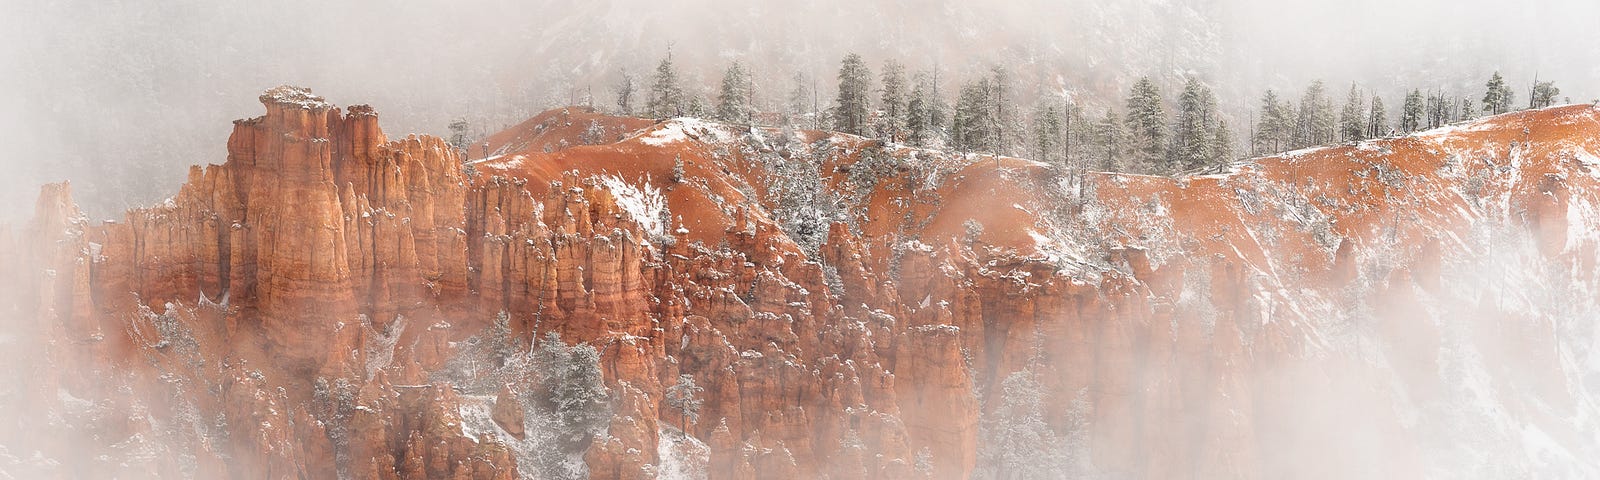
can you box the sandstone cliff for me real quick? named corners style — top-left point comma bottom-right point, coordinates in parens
top-left (3, 87), bottom-right (1600, 479)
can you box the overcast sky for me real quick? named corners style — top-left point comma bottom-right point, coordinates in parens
top-left (1, 0), bottom-right (1595, 220)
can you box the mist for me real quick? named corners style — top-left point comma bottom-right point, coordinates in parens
top-left (3, 1), bottom-right (1600, 478)
top-left (2, 0), bottom-right (1596, 220)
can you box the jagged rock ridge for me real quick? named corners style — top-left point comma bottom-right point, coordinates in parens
top-left (4, 87), bottom-right (1600, 479)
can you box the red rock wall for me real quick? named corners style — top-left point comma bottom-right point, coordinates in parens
top-left (5, 90), bottom-right (1600, 479)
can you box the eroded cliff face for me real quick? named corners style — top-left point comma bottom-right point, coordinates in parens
top-left (4, 87), bottom-right (1600, 479)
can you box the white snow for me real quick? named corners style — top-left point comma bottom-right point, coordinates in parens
top-left (469, 153), bottom-right (507, 164)
top-left (455, 395), bottom-right (500, 444)
top-left (1565, 195), bottom-right (1599, 254)
top-left (1412, 115), bottom-right (1510, 139)
top-left (655, 427), bottom-right (709, 480)
top-left (1028, 230), bottom-right (1054, 250)
top-left (911, 324), bottom-right (960, 334)
top-left (638, 118), bottom-right (724, 147)
top-left (641, 125), bottom-right (690, 146)
top-left (599, 174), bottom-right (668, 236)
top-left (1569, 147), bottom-right (1600, 179)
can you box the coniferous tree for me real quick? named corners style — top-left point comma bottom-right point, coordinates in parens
top-left (949, 81), bottom-right (975, 151)
top-left (786, 72), bottom-right (810, 127)
top-left (1123, 76), bottom-right (1167, 172)
top-left (1169, 77), bottom-right (1219, 172)
top-left (878, 60), bottom-right (909, 141)
top-left (905, 73), bottom-right (932, 146)
top-left (1097, 110), bottom-right (1129, 171)
top-left (1367, 95), bottom-right (1388, 138)
top-left (952, 78), bottom-right (995, 152)
top-left (1400, 89), bottom-right (1425, 132)
top-left (1459, 96), bottom-right (1476, 121)
top-left (686, 94), bottom-right (710, 118)
top-left (926, 71), bottom-right (950, 135)
top-left (664, 373), bottom-right (704, 428)
top-left (614, 70), bottom-right (637, 116)
top-left (977, 371), bottom-right (1069, 479)
top-left (833, 53), bottom-right (873, 136)
top-left (1065, 103), bottom-right (1093, 171)
top-left (1295, 80), bottom-right (1336, 148)
top-left (530, 332), bottom-right (612, 453)
top-left (580, 120), bottom-right (608, 145)
top-left (715, 60), bottom-right (755, 124)
top-left (988, 66), bottom-right (1021, 155)
top-left (1031, 102), bottom-right (1064, 166)
top-left (1530, 81), bottom-right (1561, 109)
top-left (447, 118), bottom-right (472, 152)
top-left (647, 52), bottom-right (684, 118)
top-left (1483, 72), bottom-right (1514, 115)
top-left (1339, 83), bottom-right (1366, 142)
top-left (1253, 89), bottom-right (1293, 154)
top-left (1212, 119), bottom-right (1234, 166)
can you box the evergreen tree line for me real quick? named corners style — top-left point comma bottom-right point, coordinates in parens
top-left (1251, 71), bottom-right (1568, 158)
top-left (615, 51), bottom-right (1570, 177)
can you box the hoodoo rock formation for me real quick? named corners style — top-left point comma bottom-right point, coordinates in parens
top-left (4, 86), bottom-right (1600, 479)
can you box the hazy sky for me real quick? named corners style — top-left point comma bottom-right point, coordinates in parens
top-left (2, 0), bottom-right (1596, 220)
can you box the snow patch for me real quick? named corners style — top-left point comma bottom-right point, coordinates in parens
top-left (1565, 195), bottom-right (1599, 254)
top-left (912, 324), bottom-right (960, 334)
top-left (1028, 230), bottom-right (1055, 250)
top-left (1412, 116), bottom-right (1508, 139)
top-left (641, 125), bottom-right (690, 146)
top-left (455, 394), bottom-right (507, 445)
top-left (655, 427), bottom-right (709, 480)
top-left (1569, 148), bottom-right (1600, 179)
top-left (639, 118), bottom-right (725, 147)
top-left (599, 175), bottom-right (668, 237)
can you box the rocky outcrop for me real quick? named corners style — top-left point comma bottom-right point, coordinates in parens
top-left (5, 90), bottom-right (1600, 479)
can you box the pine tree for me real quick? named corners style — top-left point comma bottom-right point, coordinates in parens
top-left (664, 374), bottom-right (704, 428)
top-left (1530, 81), bottom-right (1561, 109)
top-left (1459, 96), bottom-right (1476, 121)
top-left (1400, 89), bottom-right (1425, 132)
top-left (878, 60), bottom-right (908, 141)
top-left (686, 95), bottom-right (710, 118)
top-left (1367, 95), bottom-right (1388, 138)
top-left (833, 53), bottom-right (873, 136)
top-left (977, 371), bottom-right (1069, 479)
top-left (648, 52), bottom-right (684, 118)
top-left (580, 120), bottom-right (607, 145)
top-left (614, 70), bottom-right (637, 116)
top-left (926, 70), bottom-right (950, 134)
top-left (531, 332), bottom-right (612, 453)
top-left (988, 66), bottom-right (1020, 155)
top-left (1065, 103), bottom-right (1093, 172)
top-left (1253, 89), bottom-right (1293, 154)
top-left (1339, 83), bottom-right (1366, 142)
top-left (1097, 110), bottom-right (1128, 171)
top-left (716, 60), bottom-right (755, 124)
top-left (786, 72), bottom-right (810, 127)
top-left (1212, 119), bottom-right (1234, 166)
top-left (1294, 80), bottom-right (1336, 148)
top-left (1169, 77), bottom-right (1219, 172)
top-left (1123, 76), bottom-right (1167, 173)
top-left (1031, 102), bottom-right (1064, 166)
top-left (952, 79), bottom-right (995, 152)
top-left (447, 118), bottom-right (472, 152)
top-left (1483, 72), bottom-right (1514, 115)
top-left (905, 73), bottom-right (932, 146)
